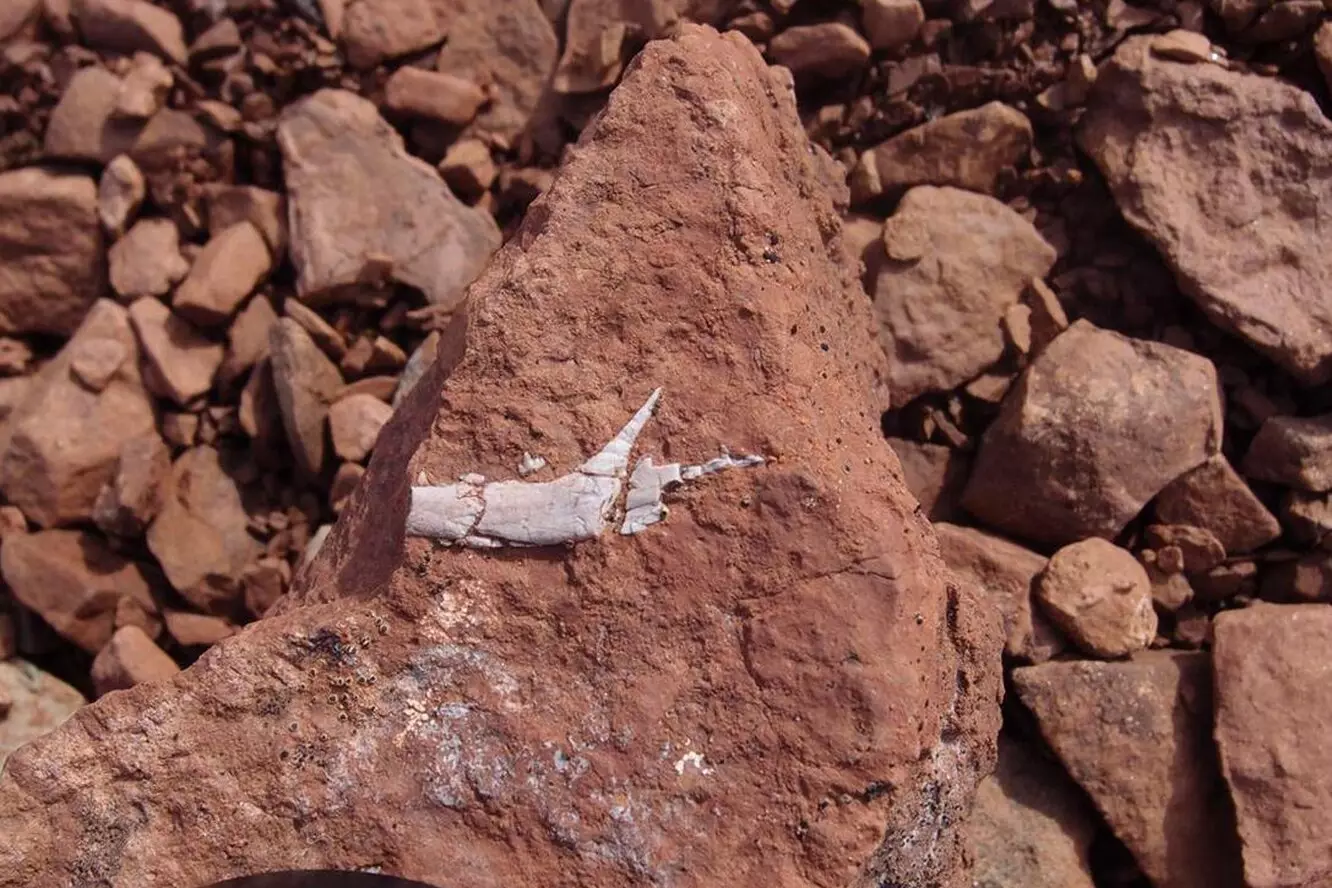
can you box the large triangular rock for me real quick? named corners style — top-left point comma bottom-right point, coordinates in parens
top-left (0, 27), bottom-right (1000, 888)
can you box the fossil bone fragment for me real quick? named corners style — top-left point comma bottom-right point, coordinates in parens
top-left (405, 388), bottom-right (764, 547)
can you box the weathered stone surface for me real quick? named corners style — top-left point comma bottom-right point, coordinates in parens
top-left (936, 523), bottom-right (1064, 663)
top-left (97, 154), bottom-right (145, 236)
top-left (1242, 412), bottom-right (1332, 492)
top-left (341, 0), bottom-right (445, 69)
top-left (885, 436), bottom-right (968, 521)
top-left (173, 222), bottom-right (272, 327)
top-left (1014, 653), bottom-right (1245, 888)
top-left (1259, 551), bottom-right (1332, 603)
top-left (1144, 523), bottom-right (1225, 573)
top-left (270, 318), bottom-right (344, 477)
top-left (873, 186), bottom-right (1056, 404)
top-left (0, 661), bottom-right (85, 772)
top-left (1154, 454), bottom-right (1280, 553)
top-left (92, 432), bottom-right (170, 538)
top-left (1, 529), bottom-right (156, 654)
top-left (384, 66), bottom-right (487, 124)
top-left (328, 392), bottom-right (392, 463)
top-left (968, 735), bottom-right (1097, 888)
top-left (162, 610), bottom-right (235, 647)
top-left (0, 167), bottom-right (104, 336)
top-left (90, 625), bottom-right (179, 696)
top-left (1080, 36), bottom-right (1332, 384)
top-left (220, 293), bottom-right (278, 386)
top-left (1213, 604), bottom-right (1332, 888)
top-left (0, 28), bottom-right (999, 888)
top-left (862, 0), bottom-right (924, 50)
top-left (277, 89), bottom-right (501, 311)
top-left (108, 217), bottom-right (189, 299)
top-left (0, 300), bottom-right (156, 527)
top-left (767, 22), bottom-right (870, 80)
top-left (553, 0), bottom-right (675, 94)
top-left (70, 0), bottom-right (187, 62)
top-left (42, 65), bottom-right (143, 163)
top-left (851, 103), bottom-right (1032, 204)
top-left (434, 0), bottom-right (559, 147)
top-left (1036, 537), bottom-right (1156, 658)
top-left (1282, 489), bottom-right (1332, 547)
top-left (206, 185), bottom-right (286, 255)
top-left (146, 446), bottom-right (259, 613)
top-left (963, 320), bottom-right (1222, 546)
top-left (0, 0), bottom-right (40, 43)
top-left (128, 296), bottom-right (223, 406)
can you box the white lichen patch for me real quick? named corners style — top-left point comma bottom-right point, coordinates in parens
top-left (674, 751), bottom-right (714, 777)
top-left (405, 388), bottom-right (764, 546)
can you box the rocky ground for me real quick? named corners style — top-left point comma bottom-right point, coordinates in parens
top-left (0, 0), bottom-right (1330, 886)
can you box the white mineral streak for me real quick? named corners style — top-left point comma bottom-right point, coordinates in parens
top-left (405, 388), bottom-right (764, 546)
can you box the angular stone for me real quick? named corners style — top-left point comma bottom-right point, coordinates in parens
top-left (439, 138), bottom-right (497, 200)
top-left (1144, 524), bottom-right (1225, 573)
top-left (1154, 455), bottom-right (1280, 553)
top-left (173, 222), bottom-right (272, 327)
top-left (330, 460), bottom-right (366, 512)
top-left (1, 529), bottom-right (155, 653)
top-left (862, 0), bottom-right (924, 50)
top-left (1013, 653), bottom-right (1245, 888)
top-left (384, 66), bottom-right (486, 124)
top-left (885, 436), bottom-right (968, 521)
top-left (43, 66), bottom-right (143, 164)
top-left (277, 89), bottom-right (501, 312)
top-left (128, 296), bottom-right (223, 406)
top-left (553, 0), bottom-right (673, 93)
top-left (851, 103), bottom-right (1032, 204)
top-left (283, 299), bottom-right (346, 361)
top-left (1036, 537), bottom-right (1156, 658)
top-left (240, 556), bottom-right (286, 618)
top-left (113, 52), bottom-right (171, 119)
top-left (341, 0), bottom-right (444, 68)
top-left (968, 735), bottom-right (1097, 888)
top-left (0, 300), bottom-right (156, 527)
top-left (0, 167), bottom-right (104, 336)
top-left (434, 0), bottom-right (559, 147)
top-left (146, 446), bottom-right (259, 613)
top-left (206, 185), bottom-right (286, 255)
top-left (1281, 489), bottom-right (1332, 547)
top-left (0, 0), bottom-right (40, 43)
top-left (67, 333), bottom-right (128, 393)
top-left (220, 293), bottom-right (278, 385)
top-left (0, 661), bottom-right (85, 772)
top-left (90, 625), bottom-right (178, 696)
top-left (1213, 604), bottom-right (1332, 888)
top-left (1258, 552), bottom-right (1332, 603)
top-left (162, 610), bottom-right (234, 647)
top-left (1317, 21), bottom-right (1332, 94)
top-left (935, 523), bottom-right (1064, 663)
top-left (328, 392), bottom-right (392, 463)
top-left (767, 22), bottom-right (870, 81)
top-left (0, 28), bottom-right (1000, 888)
top-left (108, 217), bottom-right (189, 299)
top-left (1242, 413), bottom-right (1332, 492)
top-left (873, 186), bottom-right (1055, 403)
top-left (963, 320), bottom-right (1222, 546)
top-left (97, 154), bottom-right (145, 236)
top-left (92, 432), bottom-right (170, 538)
top-left (70, 0), bottom-right (187, 63)
top-left (269, 318), bottom-right (343, 477)
top-left (392, 329), bottom-right (438, 408)
top-left (1081, 36), bottom-right (1332, 384)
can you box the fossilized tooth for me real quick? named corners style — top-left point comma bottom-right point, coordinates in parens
top-left (405, 389), bottom-right (662, 546)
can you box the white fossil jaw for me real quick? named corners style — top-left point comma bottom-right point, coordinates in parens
top-left (404, 388), bottom-right (764, 546)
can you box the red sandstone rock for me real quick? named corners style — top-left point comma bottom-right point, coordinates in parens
top-left (128, 296), bottom-right (224, 406)
top-left (768, 22), bottom-right (871, 81)
top-left (269, 318), bottom-right (344, 477)
top-left (92, 432), bottom-right (170, 538)
top-left (1213, 604), bottom-right (1332, 888)
top-left (328, 392), bottom-right (392, 463)
top-left (108, 217), bottom-right (190, 299)
top-left (42, 65), bottom-right (143, 163)
top-left (384, 66), bottom-right (487, 124)
top-left (862, 0), bottom-right (924, 50)
top-left (70, 0), bottom-right (187, 62)
top-left (97, 154), bottom-right (145, 236)
top-left (963, 320), bottom-right (1222, 546)
top-left (885, 437), bottom-right (968, 522)
top-left (1036, 537), bottom-right (1155, 658)
top-left (341, 0), bottom-right (444, 68)
top-left (0, 661), bottom-right (85, 771)
top-left (1013, 653), bottom-right (1245, 888)
top-left (206, 185), bottom-right (286, 255)
top-left (0, 28), bottom-right (999, 888)
top-left (221, 293), bottom-right (278, 386)
top-left (162, 610), bottom-right (235, 647)
top-left (173, 222), bottom-right (272, 327)
top-left (90, 625), bottom-right (179, 696)
top-left (1153, 454), bottom-right (1280, 553)
top-left (1242, 412), bottom-right (1332, 492)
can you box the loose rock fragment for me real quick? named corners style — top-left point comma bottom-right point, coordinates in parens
top-left (1143, 524), bottom-right (1226, 573)
top-left (885, 437), bottom-right (969, 521)
top-left (97, 154), bottom-right (145, 236)
top-left (1258, 552), bottom-right (1332, 603)
top-left (173, 222), bottom-right (272, 327)
top-left (206, 185), bottom-right (286, 255)
top-left (330, 461), bottom-right (365, 512)
top-left (1154, 455), bottom-right (1280, 553)
top-left (284, 300), bottom-right (346, 361)
top-left (328, 393), bottom-right (392, 463)
top-left (340, 0), bottom-right (444, 68)
top-left (873, 186), bottom-right (1056, 403)
top-left (851, 102), bottom-right (1032, 204)
top-left (1, 529), bottom-right (156, 653)
top-left (767, 22), bottom-right (871, 80)
top-left (0, 167), bottom-right (104, 336)
top-left (0, 661), bottom-right (85, 771)
top-left (91, 625), bottom-right (179, 696)
top-left (1213, 604), bottom-right (1332, 888)
top-left (964, 320), bottom-right (1222, 546)
top-left (1036, 537), bottom-right (1156, 658)
top-left (862, 0), bottom-right (924, 50)
top-left (269, 318), bottom-right (344, 476)
top-left (1281, 489), bottom-right (1332, 547)
top-left (277, 90), bottom-right (501, 312)
top-left (1013, 653), bottom-right (1245, 888)
top-left (109, 217), bottom-right (190, 299)
top-left (1242, 413), bottom-right (1332, 492)
top-left (220, 294), bottom-right (278, 385)
top-left (163, 611), bottom-right (234, 647)
top-left (439, 138), bottom-right (497, 200)
top-left (934, 523), bottom-right (1064, 663)
top-left (384, 66), bottom-right (487, 124)
top-left (114, 52), bottom-right (172, 118)
top-left (43, 66), bottom-right (143, 163)
top-left (92, 432), bottom-right (170, 537)
top-left (128, 297), bottom-right (223, 406)
top-left (70, 0), bottom-right (188, 63)
top-left (1081, 35), bottom-right (1332, 383)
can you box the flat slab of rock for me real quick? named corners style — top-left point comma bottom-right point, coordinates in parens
top-left (0, 27), bottom-right (1000, 888)
top-left (128, 297), bottom-right (223, 406)
top-left (172, 222), bottom-right (272, 327)
top-left (1081, 36), bottom-right (1332, 384)
top-left (277, 89), bottom-right (501, 312)
top-left (0, 168), bottom-right (104, 336)
top-left (963, 319), bottom-right (1222, 546)
top-left (1213, 603), bottom-right (1332, 888)
top-left (0, 300), bottom-right (157, 527)
top-left (1013, 653), bottom-right (1245, 888)
top-left (0, 661), bottom-right (85, 772)
top-left (873, 185), bottom-right (1056, 404)
top-left (1154, 454), bottom-right (1280, 553)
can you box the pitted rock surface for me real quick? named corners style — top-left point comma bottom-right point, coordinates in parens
top-left (1080, 35), bottom-right (1332, 384)
top-left (0, 27), bottom-right (1000, 888)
